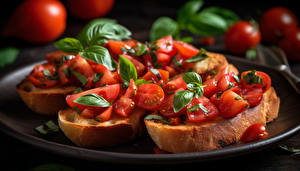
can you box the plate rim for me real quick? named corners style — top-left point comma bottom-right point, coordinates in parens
top-left (1, 55), bottom-right (300, 164)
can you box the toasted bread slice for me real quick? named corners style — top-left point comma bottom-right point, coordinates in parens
top-left (17, 79), bottom-right (77, 115)
top-left (145, 87), bottom-right (280, 153)
top-left (58, 107), bottom-right (146, 147)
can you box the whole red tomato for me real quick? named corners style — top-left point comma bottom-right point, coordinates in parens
top-left (260, 7), bottom-right (298, 44)
top-left (3, 0), bottom-right (67, 43)
top-left (225, 21), bottom-right (261, 55)
top-left (67, 0), bottom-right (115, 20)
top-left (279, 27), bottom-right (300, 61)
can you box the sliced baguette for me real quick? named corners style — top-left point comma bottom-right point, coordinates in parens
top-left (145, 87), bottom-right (280, 153)
top-left (17, 79), bottom-right (77, 115)
top-left (58, 107), bottom-right (146, 147)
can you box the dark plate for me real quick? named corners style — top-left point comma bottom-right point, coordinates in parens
top-left (1, 55), bottom-right (300, 164)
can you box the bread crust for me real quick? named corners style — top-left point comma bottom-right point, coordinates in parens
top-left (17, 79), bottom-right (77, 115)
top-left (58, 107), bottom-right (146, 147)
top-left (145, 87), bottom-right (280, 153)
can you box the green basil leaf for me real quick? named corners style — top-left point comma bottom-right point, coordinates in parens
top-left (72, 88), bottom-right (83, 94)
top-left (178, 36), bottom-right (194, 43)
top-left (29, 163), bottom-right (75, 171)
top-left (0, 47), bottom-right (19, 68)
top-left (54, 38), bottom-right (83, 53)
top-left (243, 70), bottom-right (263, 85)
top-left (177, 0), bottom-right (204, 28)
top-left (172, 55), bottom-right (183, 67)
top-left (93, 73), bottom-right (104, 83)
top-left (135, 79), bottom-right (152, 86)
top-left (74, 93), bottom-right (111, 107)
top-left (185, 48), bottom-right (209, 63)
top-left (280, 145), bottom-right (300, 153)
top-left (62, 67), bottom-right (70, 78)
top-left (201, 7), bottom-right (240, 28)
top-left (144, 114), bottom-right (169, 124)
top-left (119, 55), bottom-right (137, 87)
top-left (150, 68), bottom-right (162, 80)
top-left (188, 12), bottom-right (227, 36)
top-left (173, 90), bottom-right (194, 113)
top-left (186, 82), bottom-right (204, 98)
top-left (233, 75), bottom-right (240, 84)
top-left (182, 72), bottom-right (202, 84)
top-left (79, 45), bottom-right (115, 71)
top-left (150, 17), bottom-right (179, 42)
top-left (35, 121), bottom-right (59, 135)
top-left (246, 49), bottom-right (257, 60)
top-left (187, 104), bottom-right (200, 112)
top-left (70, 69), bottom-right (88, 86)
top-left (43, 70), bottom-right (58, 80)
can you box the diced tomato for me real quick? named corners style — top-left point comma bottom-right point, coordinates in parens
top-left (164, 76), bottom-right (187, 93)
top-left (141, 69), bottom-right (169, 85)
top-left (71, 55), bottom-right (94, 89)
top-left (93, 64), bottom-right (119, 87)
top-left (241, 71), bottom-right (271, 92)
top-left (58, 60), bottom-right (73, 85)
top-left (240, 123), bottom-right (268, 143)
top-left (159, 88), bottom-right (185, 117)
top-left (80, 109), bottom-right (95, 119)
top-left (45, 51), bottom-right (73, 63)
top-left (219, 90), bottom-right (249, 118)
top-left (168, 117), bottom-right (181, 125)
top-left (210, 93), bottom-right (220, 107)
top-left (66, 84), bottom-right (121, 111)
top-left (163, 66), bottom-right (177, 77)
top-left (214, 65), bottom-right (238, 81)
top-left (173, 41), bottom-right (199, 60)
top-left (135, 83), bottom-right (165, 110)
top-left (107, 40), bottom-right (131, 56)
top-left (95, 106), bottom-right (113, 122)
top-left (241, 88), bottom-right (263, 107)
top-left (29, 63), bottom-right (58, 88)
top-left (217, 72), bottom-right (239, 92)
top-left (143, 54), bottom-right (154, 69)
top-left (155, 35), bottom-right (176, 56)
top-left (121, 54), bottom-right (145, 76)
top-left (156, 52), bottom-right (172, 67)
top-left (113, 97), bottom-right (135, 117)
top-left (186, 96), bottom-right (219, 122)
top-left (124, 79), bottom-right (137, 98)
top-left (203, 78), bottom-right (218, 97)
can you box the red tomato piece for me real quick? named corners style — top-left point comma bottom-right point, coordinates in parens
top-left (156, 52), bottom-right (172, 67)
top-left (168, 117), bottom-right (181, 125)
top-left (217, 72), bottom-right (239, 92)
top-left (93, 64), bottom-right (119, 87)
top-left (124, 79), bottom-right (137, 98)
top-left (135, 83), bottom-right (165, 110)
top-left (29, 63), bottom-right (58, 88)
top-left (66, 84), bottom-right (121, 111)
top-left (155, 35), bottom-right (177, 56)
top-left (163, 66), bottom-right (177, 77)
top-left (121, 54), bottom-right (145, 76)
top-left (240, 123), bottom-right (268, 143)
top-left (219, 90), bottom-right (249, 118)
top-left (141, 69), bottom-right (169, 85)
top-left (210, 93), bottom-right (221, 107)
top-left (159, 88), bottom-right (185, 117)
top-left (203, 78), bottom-right (218, 97)
top-left (241, 88), bottom-right (263, 107)
top-left (80, 109), bottom-right (96, 119)
top-left (113, 97), bottom-right (135, 117)
top-left (45, 51), bottom-right (73, 63)
top-left (71, 55), bottom-right (95, 89)
top-left (186, 96), bottom-right (219, 123)
top-left (95, 106), bottom-right (113, 122)
top-left (107, 40), bottom-right (131, 56)
top-left (173, 41), bottom-right (199, 60)
top-left (164, 76), bottom-right (187, 93)
top-left (241, 71), bottom-right (271, 92)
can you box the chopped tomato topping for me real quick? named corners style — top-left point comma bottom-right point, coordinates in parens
top-left (135, 83), bottom-right (165, 110)
top-left (240, 123), bottom-right (268, 142)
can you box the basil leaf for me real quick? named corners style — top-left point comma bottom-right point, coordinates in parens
top-left (144, 114), bottom-right (169, 124)
top-left (173, 90), bottom-right (194, 113)
top-left (182, 72), bottom-right (202, 84)
top-left (74, 93), bottom-right (111, 107)
top-left (62, 67), bottom-right (70, 78)
top-left (119, 55), bottom-right (137, 87)
top-left (93, 73), bottom-right (104, 83)
top-left (74, 106), bottom-right (81, 114)
top-left (185, 48), bottom-right (209, 63)
top-left (0, 47), bottom-right (19, 68)
top-left (187, 104), bottom-right (200, 112)
top-left (72, 88), bottom-right (83, 94)
top-left (135, 79), bottom-right (152, 86)
top-left (233, 75), bottom-right (240, 84)
top-left (280, 145), bottom-right (300, 153)
top-left (35, 121), bottom-right (59, 135)
top-left (54, 38), bottom-right (83, 53)
top-left (201, 7), bottom-right (240, 28)
top-left (150, 17), bottom-right (179, 42)
top-left (172, 55), bottom-right (183, 67)
top-left (177, 0), bottom-right (204, 29)
top-left (178, 36), bottom-right (194, 43)
top-left (246, 49), bottom-right (256, 60)
top-left (29, 163), bottom-right (75, 171)
top-left (150, 68), bottom-right (162, 80)
top-left (79, 45), bottom-right (115, 70)
top-left (80, 22), bottom-right (131, 46)
top-left (188, 12), bottom-right (227, 36)
top-left (243, 70), bottom-right (263, 85)
top-left (43, 70), bottom-right (58, 80)
top-left (70, 69), bottom-right (88, 86)
top-left (199, 103), bottom-right (209, 115)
